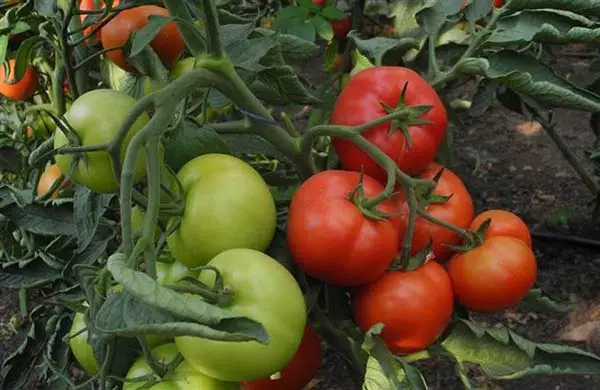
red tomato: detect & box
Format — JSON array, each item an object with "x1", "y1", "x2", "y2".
[
  {"x1": 241, "y1": 324, "x2": 322, "y2": 390},
  {"x1": 447, "y1": 236, "x2": 537, "y2": 313},
  {"x1": 0, "y1": 59, "x2": 38, "y2": 101},
  {"x1": 494, "y1": 0, "x2": 505, "y2": 6},
  {"x1": 330, "y1": 66, "x2": 447, "y2": 183},
  {"x1": 352, "y1": 260, "x2": 454, "y2": 354},
  {"x1": 312, "y1": 0, "x2": 326, "y2": 6},
  {"x1": 331, "y1": 17, "x2": 351, "y2": 39},
  {"x1": 469, "y1": 209, "x2": 531, "y2": 247},
  {"x1": 287, "y1": 170, "x2": 400, "y2": 287},
  {"x1": 79, "y1": 0, "x2": 120, "y2": 44},
  {"x1": 101, "y1": 5, "x2": 184, "y2": 72},
  {"x1": 396, "y1": 163, "x2": 474, "y2": 261}
]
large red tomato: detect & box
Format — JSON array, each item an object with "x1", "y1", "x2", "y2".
[
  {"x1": 397, "y1": 163, "x2": 474, "y2": 261},
  {"x1": 469, "y1": 209, "x2": 532, "y2": 247},
  {"x1": 447, "y1": 236, "x2": 537, "y2": 313},
  {"x1": 352, "y1": 260, "x2": 454, "y2": 354},
  {"x1": 241, "y1": 324, "x2": 322, "y2": 390},
  {"x1": 330, "y1": 66, "x2": 447, "y2": 183},
  {"x1": 0, "y1": 59, "x2": 38, "y2": 101},
  {"x1": 287, "y1": 170, "x2": 400, "y2": 287},
  {"x1": 101, "y1": 5, "x2": 184, "y2": 72}
]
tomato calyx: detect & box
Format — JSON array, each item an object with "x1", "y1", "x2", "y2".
[
  {"x1": 414, "y1": 167, "x2": 452, "y2": 209},
  {"x1": 391, "y1": 239, "x2": 434, "y2": 272},
  {"x1": 380, "y1": 82, "x2": 433, "y2": 146},
  {"x1": 347, "y1": 172, "x2": 398, "y2": 221},
  {"x1": 166, "y1": 265, "x2": 234, "y2": 306}
]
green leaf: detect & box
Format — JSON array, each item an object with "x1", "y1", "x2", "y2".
[
  {"x1": 252, "y1": 28, "x2": 319, "y2": 64},
  {"x1": 73, "y1": 185, "x2": 114, "y2": 253},
  {"x1": 487, "y1": 9, "x2": 600, "y2": 45},
  {"x1": 128, "y1": 15, "x2": 173, "y2": 58},
  {"x1": 458, "y1": 50, "x2": 600, "y2": 112},
  {"x1": 519, "y1": 288, "x2": 573, "y2": 313},
  {"x1": 0, "y1": 260, "x2": 63, "y2": 288},
  {"x1": 0, "y1": 146, "x2": 21, "y2": 173},
  {"x1": 106, "y1": 254, "x2": 268, "y2": 343},
  {"x1": 228, "y1": 34, "x2": 278, "y2": 72},
  {"x1": 351, "y1": 49, "x2": 375, "y2": 76},
  {"x1": 352, "y1": 35, "x2": 420, "y2": 66},
  {"x1": 469, "y1": 80, "x2": 499, "y2": 117},
  {"x1": 164, "y1": 119, "x2": 231, "y2": 172},
  {"x1": 506, "y1": 0, "x2": 600, "y2": 15},
  {"x1": 68, "y1": 222, "x2": 115, "y2": 268},
  {"x1": 416, "y1": 0, "x2": 465, "y2": 35},
  {"x1": 253, "y1": 65, "x2": 319, "y2": 105},
  {"x1": 441, "y1": 319, "x2": 600, "y2": 379},
  {"x1": 321, "y1": 5, "x2": 345, "y2": 20},
  {"x1": 43, "y1": 312, "x2": 72, "y2": 389},
  {"x1": 463, "y1": 0, "x2": 493, "y2": 23},
  {"x1": 221, "y1": 133, "x2": 290, "y2": 161},
  {"x1": 0, "y1": 203, "x2": 75, "y2": 236},
  {"x1": 12, "y1": 35, "x2": 42, "y2": 81},
  {"x1": 313, "y1": 14, "x2": 334, "y2": 41}
]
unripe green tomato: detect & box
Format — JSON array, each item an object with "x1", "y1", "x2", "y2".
[
  {"x1": 170, "y1": 57, "x2": 197, "y2": 79},
  {"x1": 142, "y1": 77, "x2": 165, "y2": 96},
  {"x1": 69, "y1": 311, "x2": 99, "y2": 375},
  {"x1": 166, "y1": 154, "x2": 276, "y2": 268},
  {"x1": 131, "y1": 205, "x2": 163, "y2": 239},
  {"x1": 124, "y1": 343, "x2": 241, "y2": 390},
  {"x1": 156, "y1": 258, "x2": 198, "y2": 285},
  {"x1": 53, "y1": 89, "x2": 149, "y2": 193}
]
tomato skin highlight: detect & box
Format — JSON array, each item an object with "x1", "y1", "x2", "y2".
[
  {"x1": 123, "y1": 343, "x2": 241, "y2": 390},
  {"x1": 352, "y1": 260, "x2": 454, "y2": 354},
  {"x1": 397, "y1": 163, "x2": 474, "y2": 261},
  {"x1": 53, "y1": 89, "x2": 149, "y2": 193},
  {"x1": 287, "y1": 170, "x2": 401, "y2": 287},
  {"x1": 241, "y1": 324, "x2": 322, "y2": 390},
  {"x1": 331, "y1": 66, "x2": 447, "y2": 183},
  {"x1": 0, "y1": 59, "x2": 38, "y2": 101},
  {"x1": 175, "y1": 248, "x2": 307, "y2": 382},
  {"x1": 101, "y1": 5, "x2": 184, "y2": 72},
  {"x1": 447, "y1": 236, "x2": 537, "y2": 313},
  {"x1": 469, "y1": 209, "x2": 532, "y2": 247},
  {"x1": 166, "y1": 154, "x2": 276, "y2": 268}
]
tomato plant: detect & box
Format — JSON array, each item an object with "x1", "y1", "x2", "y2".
[
  {"x1": 330, "y1": 66, "x2": 447, "y2": 183},
  {"x1": 352, "y1": 260, "x2": 454, "y2": 354},
  {"x1": 166, "y1": 154, "x2": 276, "y2": 268},
  {"x1": 397, "y1": 163, "x2": 474, "y2": 261},
  {"x1": 470, "y1": 209, "x2": 532, "y2": 247},
  {"x1": 447, "y1": 236, "x2": 537, "y2": 313},
  {"x1": 101, "y1": 5, "x2": 184, "y2": 72},
  {"x1": 53, "y1": 89, "x2": 149, "y2": 193},
  {"x1": 174, "y1": 248, "x2": 307, "y2": 382},
  {"x1": 123, "y1": 343, "x2": 241, "y2": 390},
  {"x1": 0, "y1": 58, "x2": 38, "y2": 101},
  {"x1": 241, "y1": 324, "x2": 322, "y2": 390},
  {"x1": 287, "y1": 170, "x2": 400, "y2": 286}
]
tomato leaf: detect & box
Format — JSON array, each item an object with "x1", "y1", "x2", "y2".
[
  {"x1": 470, "y1": 80, "x2": 499, "y2": 117},
  {"x1": 458, "y1": 50, "x2": 600, "y2": 112},
  {"x1": 164, "y1": 119, "x2": 231, "y2": 172},
  {"x1": 252, "y1": 28, "x2": 319, "y2": 64},
  {"x1": 321, "y1": 5, "x2": 345, "y2": 20},
  {"x1": 519, "y1": 288, "x2": 573, "y2": 313},
  {"x1": 106, "y1": 254, "x2": 269, "y2": 343},
  {"x1": 312, "y1": 14, "x2": 334, "y2": 41},
  {"x1": 42, "y1": 312, "x2": 72, "y2": 389},
  {"x1": 486, "y1": 10, "x2": 600, "y2": 45},
  {"x1": 440, "y1": 319, "x2": 600, "y2": 379},
  {"x1": 128, "y1": 15, "x2": 173, "y2": 58},
  {"x1": 73, "y1": 185, "x2": 114, "y2": 253},
  {"x1": 0, "y1": 185, "x2": 33, "y2": 208},
  {"x1": 416, "y1": 0, "x2": 465, "y2": 36},
  {"x1": 506, "y1": 0, "x2": 600, "y2": 15},
  {"x1": 351, "y1": 35, "x2": 420, "y2": 66},
  {"x1": 0, "y1": 202, "x2": 75, "y2": 236},
  {"x1": 361, "y1": 324, "x2": 427, "y2": 390}
]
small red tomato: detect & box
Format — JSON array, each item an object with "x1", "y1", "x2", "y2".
[
  {"x1": 287, "y1": 170, "x2": 400, "y2": 287},
  {"x1": 396, "y1": 163, "x2": 474, "y2": 261},
  {"x1": 331, "y1": 17, "x2": 351, "y2": 39},
  {"x1": 447, "y1": 236, "x2": 537, "y2": 313},
  {"x1": 352, "y1": 260, "x2": 454, "y2": 354},
  {"x1": 312, "y1": 0, "x2": 326, "y2": 6},
  {"x1": 242, "y1": 324, "x2": 322, "y2": 390},
  {"x1": 469, "y1": 209, "x2": 532, "y2": 247}
]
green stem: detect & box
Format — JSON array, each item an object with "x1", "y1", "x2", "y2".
[
  {"x1": 427, "y1": 34, "x2": 440, "y2": 78},
  {"x1": 416, "y1": 208, "x2": 474, "y2": 245},
  {"x1": 140, "y1": 137, "x2": 161, "y2": 278},
  {"x1": 207, "y1": 119, "x2": 251, "y2": 134},
  {"x1": 161, "y1": 0, "x2": 207, "y2": 57},
  {"x1": 139, "y1": 337, "x2": 166, "y2": 377},
  {"x1": 399, "y1": 187, "x2": 418, "y2": 264},
  {"x1": 197, "y1": 0, "x2": 224, "y2": 57},
  {"x1": 18, "y1": 288, "x2": 27, "y2": 318}
]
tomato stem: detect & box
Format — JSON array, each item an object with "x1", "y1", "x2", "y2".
[
  {"x1": 139, "y1": 137, "x2": 161, "y2": 278},
  {"x1": 398, "y1": 187, "x2": 418, "y2": 265},
  {"x1": 416, "y1": 208, "x2": 476, "y2": 247},
  {"x1": 139, "y1": 336, "x2": 167, "y2": 377}
]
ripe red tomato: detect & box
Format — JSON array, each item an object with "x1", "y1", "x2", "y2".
[
  {"x1": 79, "y1": 0, "x2": 120, "y2": 44},
  {"x1": 494, "y1": 0, "x2": 505, "y2": 6},
  {"x1": 331, "y1": 17, "x2": 351, "y2": 39},
  {"x1": 287, "y1": 170, "x2": 400, "y2": 287},
  {"x1": 397, "y1": 163, "x2": 474, "y2": 261},
  {"x1": 447, "y1": 236, "x2": 537, "y2": 313},
  {"x1": 241, "y1": 324, "x2": 322, "y2": 390},
  {"x1": 469, "y1": 209, "x2": 531, "y2": 247},
  {"x1": 330, "y1": 66, "x2": 447, "y2": 183},
  {"x1": 312, "y1": 0, "x2": 326, "y2": 6},
  {"x1": 101, "y1": 5, "x2": 184, "y2": 72},
  {"x1": 0, "y1": 59, "x2": 38, "y2": 101},
  {"x1": 352, "y1": 260, "x2": 454, "y2": 354}
]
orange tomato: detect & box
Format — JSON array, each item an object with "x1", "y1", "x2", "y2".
[
  {"x1": 101, "y1": 5, "x2": 184, "y2": 73},
  {"x1": 37, "y1": 164, "x2": 71, "y2": 199},
  {"x1": 470, "y1": 209, "x2": 532, "y2": 247},
  {"x1": 0, "y1": 59, "x2": 38, "y2": 101}
]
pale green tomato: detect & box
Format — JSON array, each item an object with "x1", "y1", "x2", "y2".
[
  {"x1": 69, "y1": 311, "x2": 99, "y2": 375},
  {"x1": 123, "y1": 343, "x2": 241, "y2": 390}
]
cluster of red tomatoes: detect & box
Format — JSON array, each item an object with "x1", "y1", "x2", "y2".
[{"x1": 287, "y1": 65, "x2": 538, "y2": 354}]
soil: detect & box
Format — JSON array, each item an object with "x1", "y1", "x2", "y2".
[{"x1": 3, "y1": 44, "x2": 600, "y2": 389}]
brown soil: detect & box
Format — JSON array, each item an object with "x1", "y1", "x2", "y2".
[{"x1": 3, "y1": 45, "x2": 600, "y2": 389}]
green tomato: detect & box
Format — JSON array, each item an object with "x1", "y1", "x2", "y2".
[
  {"x1": 131, "y1": 205, "x2": 163, "y2": 240},
  {"x1": 53, "y1": 89, "x2": 150, "y2": 193},
  {"x1": 142, "y1": 77, "x2": 166, "y2": 96},
  {"x1": 166, "y1": 154, "x2": 276, "y2": 268},
  {"x1": 69, "y1": 311, "x2": 100, "y2": 375},
  {"x1": 123, "y1": 343, "x2": 240, "y2": 390},
  {"x1": 170, "y1": 57, "x2": 197, "y2": 79},
  {"x1": 174, "y1": 248, "x2": 307, "y2": 382},
  {"x1": 156, "y1": 258, "x2": 197, "y2": 285}
]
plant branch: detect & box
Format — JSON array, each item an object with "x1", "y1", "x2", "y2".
[{"x1": 416, "y1": 208, "x2": 474, "y2": 245}]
